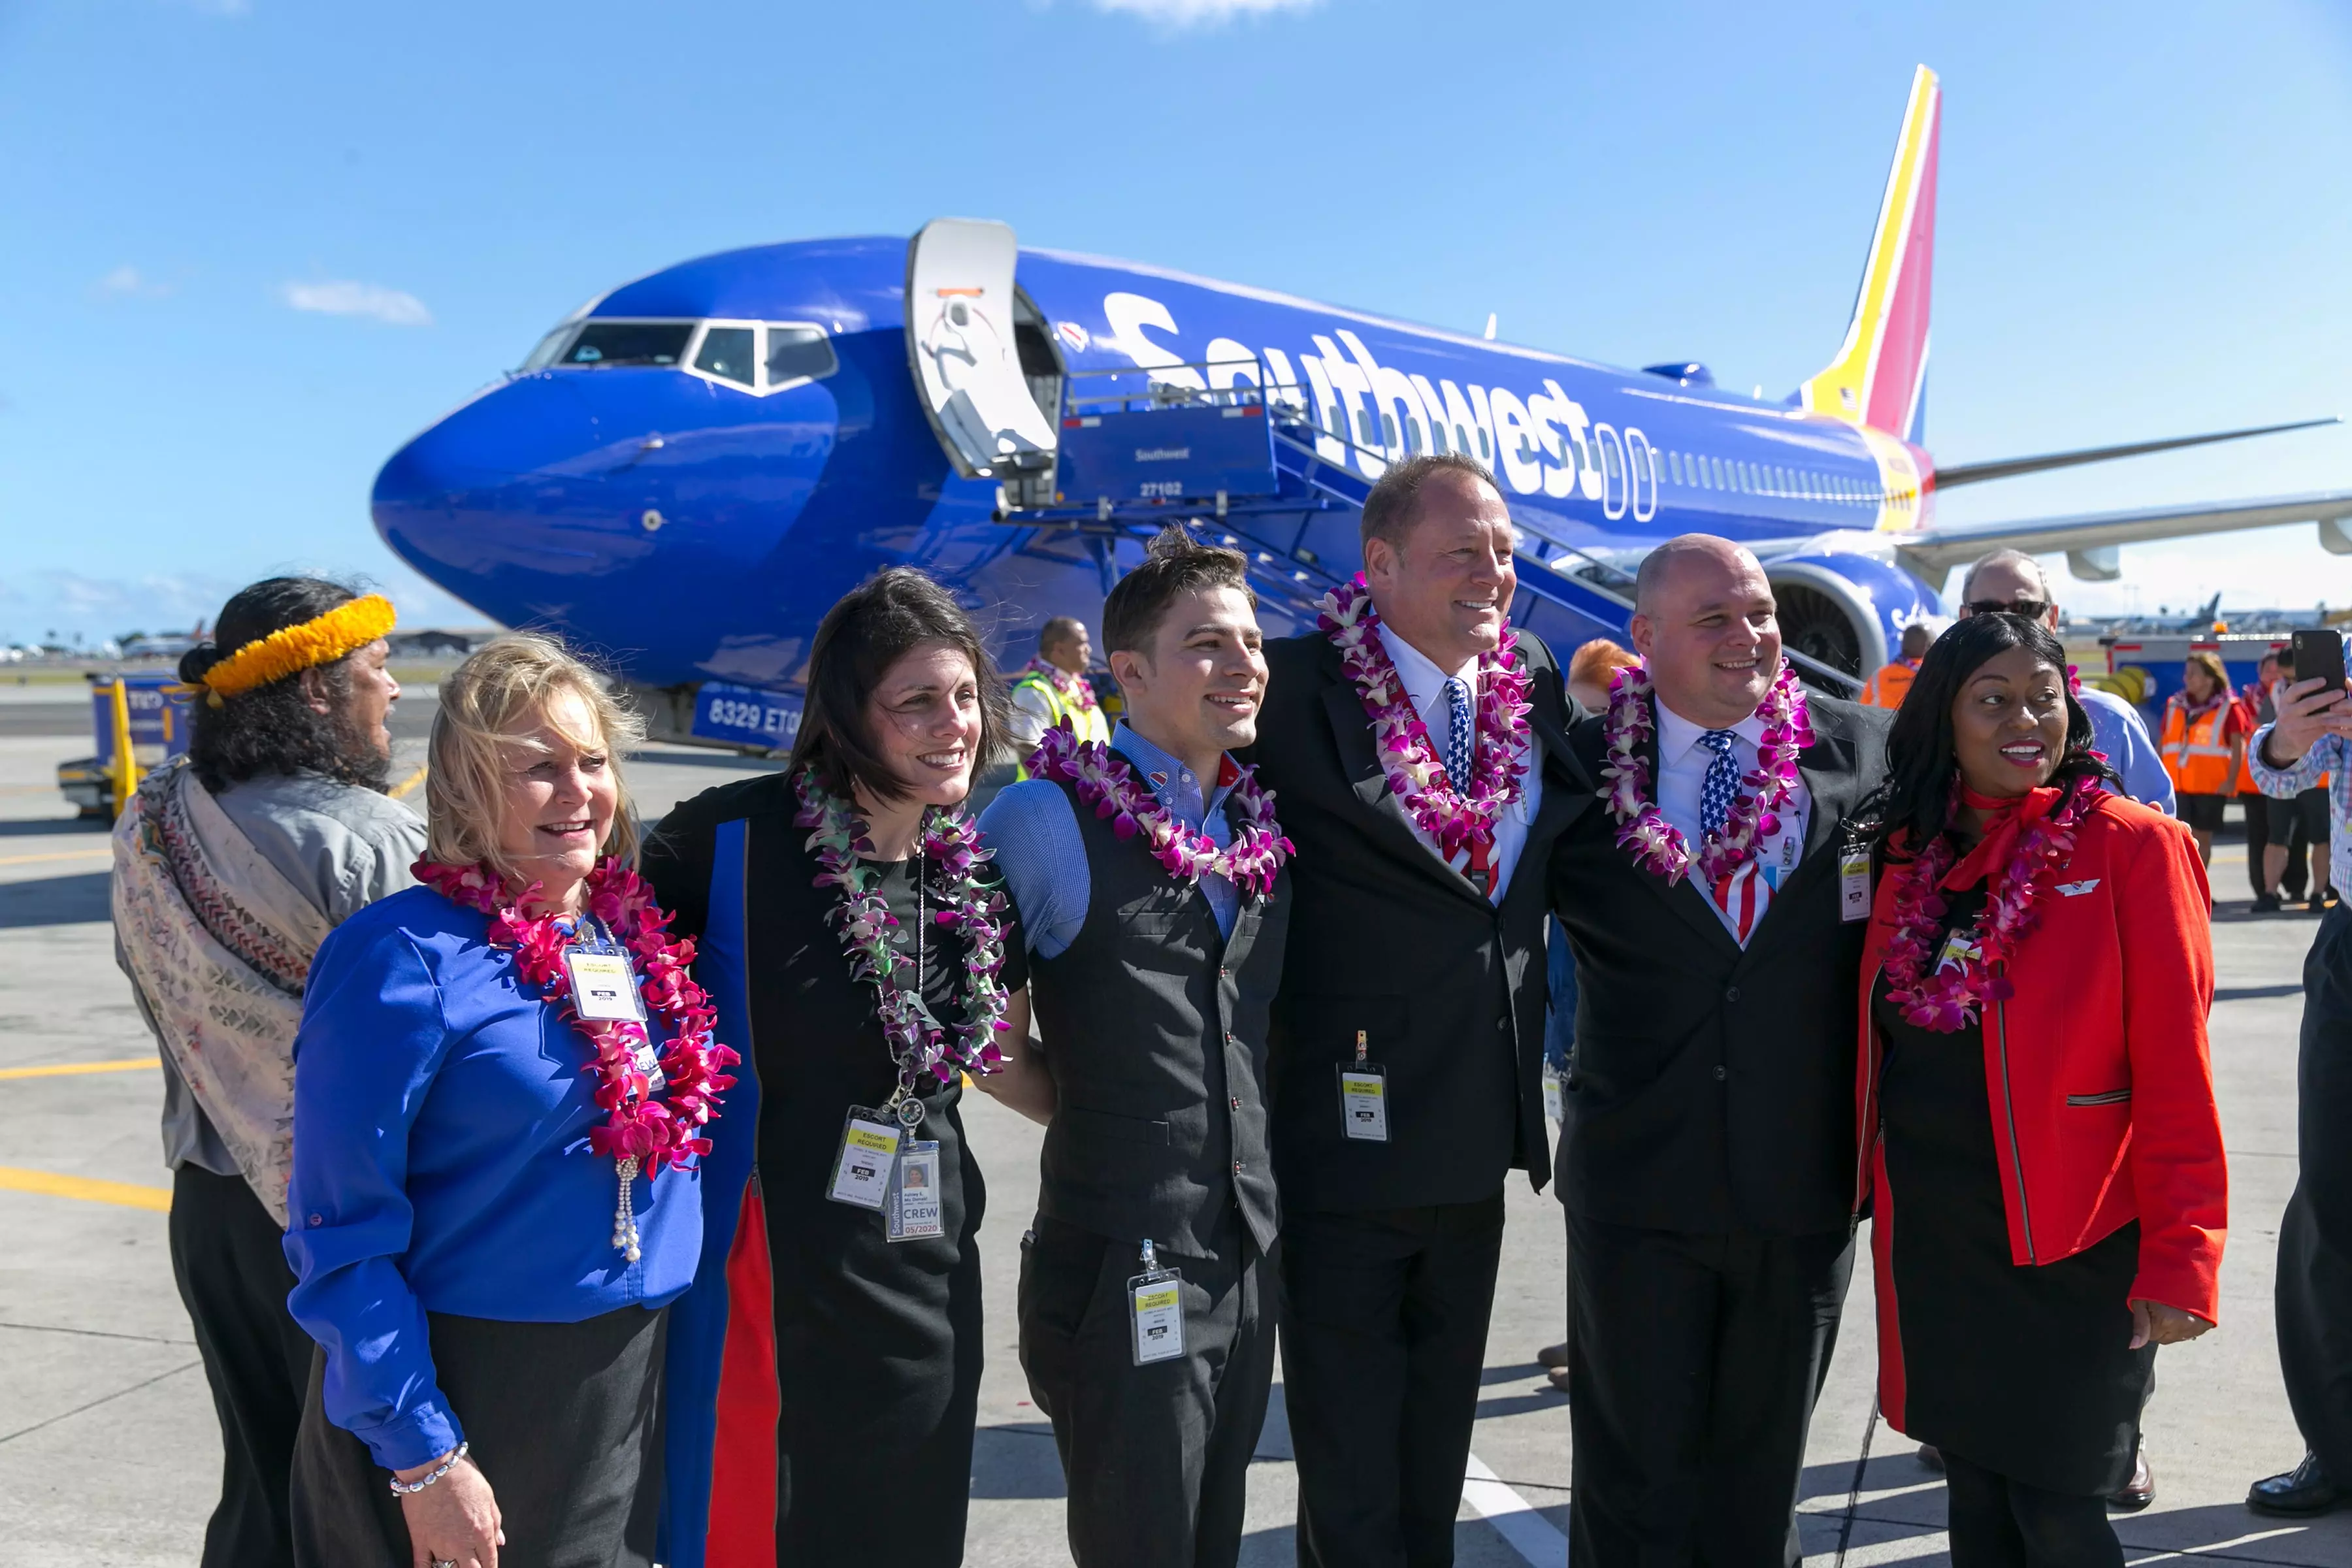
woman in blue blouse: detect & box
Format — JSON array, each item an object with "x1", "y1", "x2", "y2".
[{"x1": 284, "y1": 635, "x2": 730, "y2": 1568}]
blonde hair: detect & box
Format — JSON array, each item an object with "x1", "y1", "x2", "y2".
[
  {"x1": 425, "y1": 632, "x2": 647, "y2": 879},
  {"x1": 2183, "y1": 649, "x2": 2230, "y2": 702}
]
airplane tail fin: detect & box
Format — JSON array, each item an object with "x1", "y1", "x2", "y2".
[{"x1": 1798, "y1": 65, "x2": 1940, "y2": 443}]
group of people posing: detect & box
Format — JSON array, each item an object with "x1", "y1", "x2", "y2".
[{"x1": 121, "y1": 451, "x2": 2242, "y2": 1568}]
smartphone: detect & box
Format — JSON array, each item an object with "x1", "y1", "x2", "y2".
[{"x1": 2291, "y1": 629, "x2": 2347, "y2": 698}]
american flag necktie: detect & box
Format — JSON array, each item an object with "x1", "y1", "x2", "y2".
[
  {"x1": 1699, "y1": 729, "x2": 1741, "y2": 836},
  {"x1": 1444, "y1": 677, "x2": 1473, "y2": 788}
]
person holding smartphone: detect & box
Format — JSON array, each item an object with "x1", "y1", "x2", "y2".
[{"x1": 2246, "y1": 631, "x2": 2352, "y2": 1517}]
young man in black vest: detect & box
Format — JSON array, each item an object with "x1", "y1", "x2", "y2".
[
  {"x1": 976, "y1": 527, "x2": 1292, "y2": 1568},
  {"x1": 1547, "y1": 534, "x2": 1889, "y2": 1567},
  {"x1": 1240, "y1": 452, "x2": 1590, "y2": 1567}
]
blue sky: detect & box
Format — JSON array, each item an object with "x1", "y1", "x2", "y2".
[{"x1": 3, "y1": 0, "x2": 2347, "y2": 643}]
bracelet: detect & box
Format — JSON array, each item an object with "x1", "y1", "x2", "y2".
[{"x1": 387, "y1": 1441, "x2": 469, "y2": 1495}]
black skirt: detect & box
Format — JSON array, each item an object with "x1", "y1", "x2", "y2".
[
  {"x1": 1874, "y1": 891, "x2": 2152, "y2": 1497},
  {"x1": 290, "y1": 1305, "x2": 668, "y2": 1568}
]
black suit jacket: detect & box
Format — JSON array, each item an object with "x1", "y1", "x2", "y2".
[
  {"x1": 1241, "y1": 629, "x2": 1593, "y2": 1214},
  {"x1": 1548, "y1": 693, "x2": 1889, "y2": 1237}
]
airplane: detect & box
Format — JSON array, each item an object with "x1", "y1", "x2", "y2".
[{"x1": 372, "y1": 63, "x2": 2351, "y2": 753}]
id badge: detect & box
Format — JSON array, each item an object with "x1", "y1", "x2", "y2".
[
  {"x1": 565, "y1": 949, "x2": 646, "y2": 1022},
  {"x1": 1935, "y1": 929, "x2": 1984, "y2": 975},
  {"x1": 1543, "y1": 1064, "x2": 1564, "y2": 1124},
  {"x1": 1129, "y1": 1267, "x2": 1186, "y2": 1365},
  {"x1": 826, "y1": 1107, "x2": 900, "y2": 1211},
  {"x1": 1839, "y1": 849, "x2": 1873, "y2": 923},
  {"x1": 1337, "y1": 1064, "x2": 1390, "y2": 1142},
  {"x1": 887, "y1": 1140, "x2": 944, "y2": 1242}
]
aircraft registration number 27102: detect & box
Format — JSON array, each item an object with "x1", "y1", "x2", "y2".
[{"x1": 1139, "y1": 480, "x2": 1183, "y2": 498}]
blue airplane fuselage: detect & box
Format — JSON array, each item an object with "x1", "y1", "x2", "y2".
[{"x1": 374, "y1": 237, "x2": 1942, "y2": 710}]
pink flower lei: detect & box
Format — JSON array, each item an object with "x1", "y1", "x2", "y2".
[
  {"x1": 1315, "y1": 574, "x2": 1533, "y2": 862},
  {"x1": 1024, "y1": 723, "x2": 1294, "y2": 896},
  {"x1": 1880, "y1": 783, "x2": 2106, "y2": 1032},
  {"x1": 1021, "y1": 656, "x2": 1099, "y2": 714},
  {"x1": 413, "y1": 856, "x2": 739, "y2": 1261},
  {"x1": 1601, "y1": 659, "x2": 1814, "y2": 885},
  {"x1": 792, "y1": 770, "x2": 1012, "y2": 1102}
]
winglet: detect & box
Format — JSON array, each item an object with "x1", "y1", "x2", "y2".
[{"x1": 1799, "y1": 65, "x2": 1940, "y2": 442}]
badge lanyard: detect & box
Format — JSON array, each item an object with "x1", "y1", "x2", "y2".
[
  {"x1": 830, "y1": 849, "x2": 933, "y2": 1212},
  {"x1": 1838, "y1": 832, "x2": 1873, "y2": 924},
  {"x1": 563, "y1": 919, "x2": 664, "y2": 1089},
  {"x1": 1337, "y1": 1028, "x2": 1390, "y2": 1143},
  {"x1": 1128, "y1": 1239, "x2": 1186, "y2": 1366}
]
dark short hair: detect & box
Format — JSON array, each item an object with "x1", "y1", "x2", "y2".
[
  {"x1": 1899, "y1": 622, "x2": 1934, "y2": 657},
  {"x1": 1102, "y1": 527, "x2": 1255, "y2": 657},
  {"x1": 786, "y1": 567, "x2": 1008, "y2": 805},
  {"x1": 1358, "y1": 452, "x2": 1501, "y2": 548},
  {"x1": 1037, "y1": 616, "x2": 1088, "y2": 659},
  {"x1": 178, "y1": 576, "x2": 392, "y2": 794},
  {"x1": 1863, "y1": 612, "x2": 2116, "y2": 852}
]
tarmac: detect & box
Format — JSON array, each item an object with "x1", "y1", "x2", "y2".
[{"x1": 2, "y1": 683, "x2": 2349, "y2": 1565}]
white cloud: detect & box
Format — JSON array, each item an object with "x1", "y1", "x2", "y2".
[
  {"x1": 93, "y1": 265, "x2": 173, "y2": 299},
  {"x1": 279, "y1": 280, "x2": 433, "y2": 327},
  {"x1": 1088, "y1": 0, "x2": 1320, "y2": 24}
]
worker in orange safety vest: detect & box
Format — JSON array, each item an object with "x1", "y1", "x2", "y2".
[{"x1": 1859, "y1": 623, "x2": 1935, "y2": 709}]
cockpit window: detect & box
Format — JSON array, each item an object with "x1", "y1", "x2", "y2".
[
  {"x1": 694, "y1": 326, "x2": 757, "y2": 389},
  {"x1": 562, "y1": 321, "x2": 694, "y2": 368},
  {"x1": 521, "y1": 327, "x2": 574, "y2": 372},
  {"x1": 764, "y1": 324, "x2": 838, "y2": 389}
]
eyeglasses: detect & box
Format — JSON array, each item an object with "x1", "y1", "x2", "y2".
[{"x1": 1962, "y1": 598, "x2": 2051, "y2": 619}]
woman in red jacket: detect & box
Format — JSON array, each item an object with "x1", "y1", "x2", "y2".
[{"x1": 1854, "y1": 612, "x2": 2227, "y2": 1568}]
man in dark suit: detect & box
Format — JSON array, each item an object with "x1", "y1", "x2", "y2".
[
  {"x1": 1241, "y1": 451, "x2": 1592, "y2": 1567},
  {"x1": 1548, "y1": 534, "x2": 1889, "y2": 1567}
]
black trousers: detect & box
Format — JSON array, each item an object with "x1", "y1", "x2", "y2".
[
  {"x1": 1279, "y1": 1194, "x2": 1507, "y2": 1568},
  {"x1": 1942, "y1": 1450, "x2": 2122, "y2": 1567},
  {"x1": 2243, "y1": 788, "x2": 2274, "y2": 897},
  {"x1": 169, "y1": 1162, "x2": 317, "y2": 1568},
  {"x1": 1019, "y1": 1214, "x2": 1276, "y2": 1568},
  {"x1": 2279, "y1": 905, "x2": 2352, "y2": 1484},
  {"x1": 1567, "y1": 1213, "x2": 1854, "y2": 1568}
]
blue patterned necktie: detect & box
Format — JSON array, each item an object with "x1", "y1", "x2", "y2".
[
  {"x1": 1699, "y1": 729, "x2": 1742, "y2": 836},
  {"x1": 1443, "y1": 677, "x2": 1474, "y2": 787}
]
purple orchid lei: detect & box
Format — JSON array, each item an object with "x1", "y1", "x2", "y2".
[
  {"x1": 1601, "y1": 659, "x2": 1814, "y2": 886},
  {"x1": 792, "y1": 768, "x2": 1010, "y2": 1091},
  {"x1": 1315, "y1": 574, "x2": 1533, "y2": 862},
  {"x1": 1881, "y1": 783, "x2": 2106, "y2": 1031},
  {"x1": 1024, "y1": 723, "x2": 1294, "y2": 896}
]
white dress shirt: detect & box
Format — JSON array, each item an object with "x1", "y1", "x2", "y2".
[
  {"x1": 1652, "y1": 698, "x2": 1811, "y2": 943},
  {"x1": 1374, "y1": 625, "x2": 1543, "y2": 900}
]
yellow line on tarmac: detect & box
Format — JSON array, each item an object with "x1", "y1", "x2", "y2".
[
  {"x1": 0, "y1": 1058, "x2": 158, "y2": 1081},
  {"x1": 0, "y1": 848, "x2": 110, "y2": 867},
  {"x1": 0, "y1": 1166, "x2": 171, "y2": 1212},
  {"x1": 392, "y1": 764, "x2": 428, "y2": 799}
]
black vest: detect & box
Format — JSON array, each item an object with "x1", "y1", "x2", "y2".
[{"x1": 1029, "y1": 776, "x2": 1290, "y2": 1257}]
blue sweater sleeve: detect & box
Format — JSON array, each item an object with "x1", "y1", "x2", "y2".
[
  {"x1": 282, "y1": 922, "x2": 465, "y2": 1471},
  {"x1": 2084, "y1": 689, "x2": 2176, "y2": 815},
  {"x1": 977, "y1": 780, "x2": 1089, "y2": 960}
]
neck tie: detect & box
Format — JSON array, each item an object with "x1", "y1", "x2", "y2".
[
  {"x1": 1699, "y1": 728, "x2": 1741, "y2": 837},
  {"x1": 1443, "y1": 677, "x2": 1474, "y2": 788}
]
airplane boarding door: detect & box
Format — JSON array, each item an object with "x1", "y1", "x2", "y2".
[{"x1": 905, "y1": 218, "x2": 1058, "y2": 487}]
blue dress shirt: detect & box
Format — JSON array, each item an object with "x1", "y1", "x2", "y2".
[
  {"x1": 2079, "y1": 685, "x2": 2176, "y2": 815},
  {"x1": 283, "y1": 885, "x2": 703, "y2": 1471},
  {"x1": 980, "y1": 723, "x2": 1240, "y2": 957}
]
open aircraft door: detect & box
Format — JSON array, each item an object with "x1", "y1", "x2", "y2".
[{"x1": 905, "y1": 218, "x2": 1057, "y2": 493}]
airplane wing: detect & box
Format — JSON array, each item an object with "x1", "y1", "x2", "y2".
[{"x1": 1891, "y1": 489, "x2": 2352, "y2": 581}]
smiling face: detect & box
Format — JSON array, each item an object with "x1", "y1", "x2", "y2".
[
  {"x1": 1044, "y1": 626, "x2": 1092, "y2": 677},
  {"x1": 1629, "y1": 538, "x2": 1782, "y2": 728},
  {"x1": 1109, "y1": 584, "x2": 1267, "y2": 773},
  {"x1": 493, "y1": 687, "x2": 618, "y2": 897},
  {"x1": 1363, "y1": 468, "x2": 1516, "y2": 671},
  {"x1": 860, "y1": 640, "x2": 984, "y2": 809},
  {"x1": 1950, "y1": 644, "x2": 2069, "y2": 800}
]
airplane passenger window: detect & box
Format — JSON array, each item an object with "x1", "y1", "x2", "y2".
[
  {"x1": 1382, "y1": 413, "x2": 1399, "y2": 449},
  {"x1": 1357, "y1": 410, "x2": 1377, "y2": 446},
  {"x1": 1407, "y1": 416, "x2": 1424, "y2": 454},
  {"x1": 561, "y1": 321, "x2": 694, "y2": 368},
  {"x1": 1478, "y1": 428, "x2": 1490, "y2": 461},
  {"x1": 694, "y1": 327, "x2": 757, "y2": 389},
  {"x1": 764, "y1": 325, "x2": 839, "y2": 389}
]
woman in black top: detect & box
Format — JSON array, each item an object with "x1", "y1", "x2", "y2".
[{"x1": 642, "y1": 569, "x2": 1033, "y2": 1566}]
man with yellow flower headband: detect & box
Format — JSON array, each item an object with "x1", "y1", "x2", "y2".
[{"x1": 110, "y1": 577, "x2": 425, "y2": 1568}]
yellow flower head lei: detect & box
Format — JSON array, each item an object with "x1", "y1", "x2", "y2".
[{"x1": 199, "y1": 594, "x2": 397, "y2": 708}]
